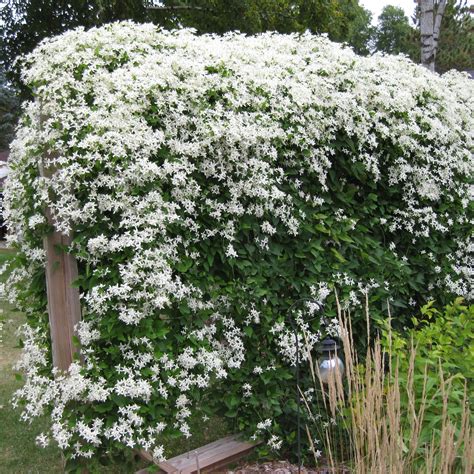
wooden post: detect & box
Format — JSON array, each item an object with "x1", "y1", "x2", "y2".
[
  {"x1": 43, "y1": 210, "x2": 82, "y2": 371},
  {"x1": 38, "y1": 110, "x2": 82, "y2": 371}
]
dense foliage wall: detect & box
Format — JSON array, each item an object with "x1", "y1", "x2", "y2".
[{"x1": 2, "y1": 22, "x2": 473, "y2": 464}]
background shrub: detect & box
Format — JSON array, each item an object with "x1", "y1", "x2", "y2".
[{"x1": 383, "y1": 298, "x2": 474, "y2": 451}]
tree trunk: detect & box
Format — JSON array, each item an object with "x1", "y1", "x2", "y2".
[
  {"x1": 419, "y1": 0, "x2": 447, "y2": 72},
  {"x1": 419, "y1": 0, "x2": 435, "y2": 71},
  {"x1": 433, "y1": 0, "x2": 447, "y2": 62}
]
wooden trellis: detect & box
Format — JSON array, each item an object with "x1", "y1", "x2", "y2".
[
  {"x1": 39, "y1": 153, "x2": 259, "y2": 471},
  {"x1": 39, "y1": 133, "x2": 82, "y2": 371},
  {"x1": 43, "y1": 219, "x2": 82, "y2": 370},
  {"x1": 41, "y1": 226, "x2": 260, "y2": 470}
]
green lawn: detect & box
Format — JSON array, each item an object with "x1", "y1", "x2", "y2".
[
  {"x1": 0, "y1": 249, "x2": 233, "y2": 473},
  {"x1": 0, "y1": 249, "x2": 64, "y2": 473}
]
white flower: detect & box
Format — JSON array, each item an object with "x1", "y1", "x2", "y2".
[
  {"x1": 36, "y1": 433, "x2": 50, "y2": 448},
  {"x1": 256, "y1": 419, "x2": 272, "y2": 431},
  {"x1": 152, "y1": 445, "x2": 165, "y2": 461},
  {"x1": 225, "y1": 244, "x2": 238, "y2": 259},
  {"x1": 28, "y1": 214, "x2": 46, "y2": 228},
  {"x1": 268, "y1": 434, "x2": 282, "y2": 450},
  {"x1": 261, "y1": 221, "x2": 276, "y2": 235}
]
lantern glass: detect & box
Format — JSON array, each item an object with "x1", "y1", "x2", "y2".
[{"x1": 317, "y1": 338, "x2": 345, "y2": 384}]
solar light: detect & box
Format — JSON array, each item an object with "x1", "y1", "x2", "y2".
[{"x1": 318, "y1": 338, "x2": 344, "y2": 383}]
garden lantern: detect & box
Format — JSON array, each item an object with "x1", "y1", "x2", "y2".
[{"x1": 318, "y1": 338, "x2": 344, "y2": 383}]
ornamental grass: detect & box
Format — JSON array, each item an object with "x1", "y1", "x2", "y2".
[{"x1": 303, "y1": 294, "x2": 474, "y2": 473}]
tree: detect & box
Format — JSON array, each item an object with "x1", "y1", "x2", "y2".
[
  {"x1": 374, "y1": 5, "x2": 418, "y2": 58},
  {"x1": 147, "y1": 0, "x2": 306, "y2": 34},
  {"x1": 146, "y1": 0, "x2": 373, "y2": 42},
  {"x1": 94, "y1": 0, "x2": 148, "y2": 22},
  {"x1": 0, "y1": 67, "x2": 20, "y2": 150},
  {"x1": 344, "y1": 5, "x2": 374, "y2": 56},
  {"x1": 418, "y1": 0, "x2": 447, "y2": 71},
  {"x1": 410, "y1": 0, "x2": 473, "y2": 73},
  {"x1": 373, "y1": 1, "x2": 472, "y2": 73},
  {"x1": 435, "y1": 0, "x2": 473, "y2": 73}
]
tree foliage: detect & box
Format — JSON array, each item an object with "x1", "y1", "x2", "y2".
[
  {"x1": 0, "y1": 0, "x2": 373, "y2": 91},
  {"x1": 0, "y1": 67, "x2": 20, "y2": 150},
  {"x1": 341, "y1": 3, "x2": 374, "y2": 56},
  {"x1": 374, "y1": 5, "x2": 418, "y2": 59},
  {"x1": 145, "y1": 0, "x2": 372, "y2": 40},
  {"x1": 435, "y1": 0, "x2": 474, "y2": 73}
]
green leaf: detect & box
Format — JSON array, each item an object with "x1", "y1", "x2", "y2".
[{"x1": 331, "y1": 248, "x2": 347, "y2": 263}]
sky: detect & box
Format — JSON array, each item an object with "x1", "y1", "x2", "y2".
[
  {"x1": 361, "y1": 0, "x2": 474, "y2": 25},
  {"x1": 359, "y1": 0, "x2": 418, "y2": 25}
]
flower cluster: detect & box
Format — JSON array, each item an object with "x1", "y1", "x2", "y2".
[{"x1": 2, "y1": 22, "x2": 472, "y2": 461}]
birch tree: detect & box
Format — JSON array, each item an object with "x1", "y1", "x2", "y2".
[{"x1": 418, "y1": 0, "x2": 447, "y2": 71}]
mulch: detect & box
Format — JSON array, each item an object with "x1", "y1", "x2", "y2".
[{"x1": 227, "y1": 460, "x2": 351, "y2": 473}]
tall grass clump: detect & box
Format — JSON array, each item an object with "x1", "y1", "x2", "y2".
[{"x1": 303, "y1": 296, "x2": 473, "y2": 473}]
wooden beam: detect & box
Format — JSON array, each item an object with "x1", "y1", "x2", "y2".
[
  {"x1": 43, "y1": 213, "x2": 82, "y2": 371},
  {"x1": 136, "y1": 435, "x2": 261, "y2": 474},
  {"x1": 38, "y1": 110, "x2": 82, "y2": 371}
]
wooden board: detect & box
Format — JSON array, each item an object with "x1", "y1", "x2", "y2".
[
  {"x1": 38, "y1": 122, "x2": 82, "y2": 372},
  {"x1": 136, "y1": 434, "x2": 260, "y2": 474},
  {"x1": 43, "y1": 211, "x2": 82, "y2": 371}
]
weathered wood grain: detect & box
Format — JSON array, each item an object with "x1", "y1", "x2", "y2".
[
  {"x1": 136, "y1": 434, "x2": 260, "y2": 474},
  {"x1": 38, "y1": 114, "x2": 82, "y2": 371},
  {"x1": 43, "y1": 209, "x2": 81, "y2": 371}
]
